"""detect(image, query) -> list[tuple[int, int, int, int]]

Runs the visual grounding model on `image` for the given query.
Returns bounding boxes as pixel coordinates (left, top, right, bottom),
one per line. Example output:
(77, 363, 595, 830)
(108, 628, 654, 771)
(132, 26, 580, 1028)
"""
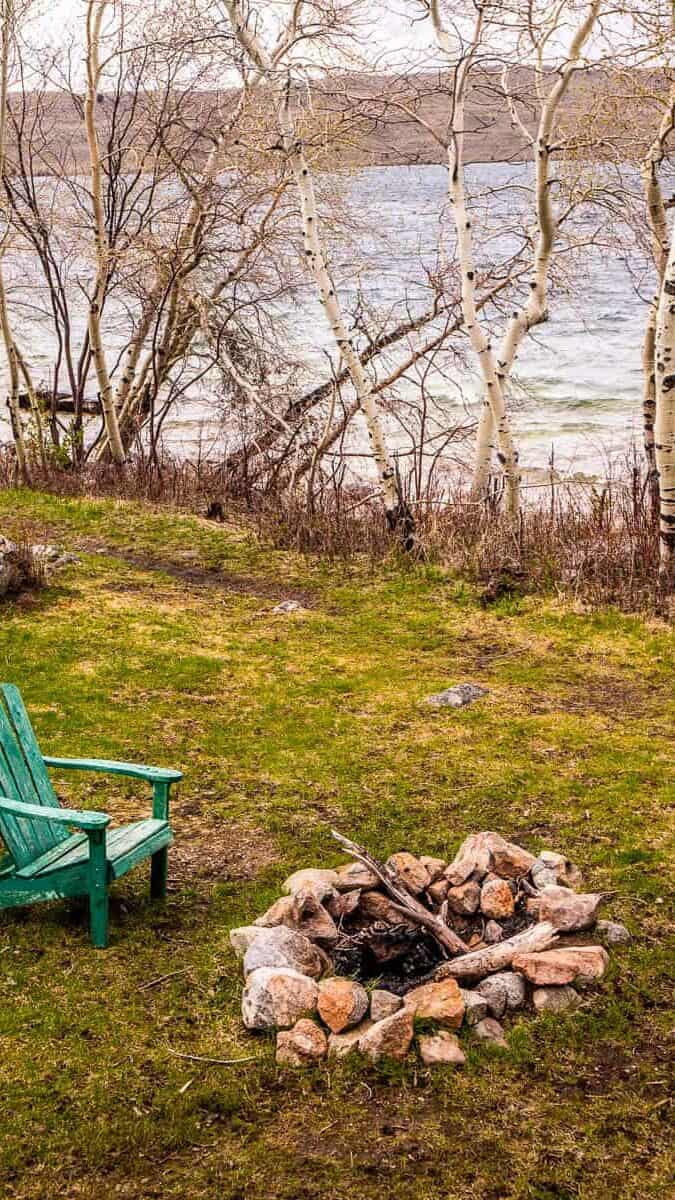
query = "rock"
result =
(446, 880, 481, 915)
(532, 986, 580, 1015)
(404, 978, 465, 1029)
(596, 920, 631, 946)
(386, 851, 430, 895)
(359, 890, 408, 925)
(427, 878, 449, 904)
(484, 920, 503, 944)
(317, 978, 369, 1033)
(254, 896, 296, 928)
(444, 831, 501, 886)
(282, 868, 338, 900)
(420, 856, 447, 883)
(242, 926, 324, 979)
(480, 878, 515, 920)
(276, 1019, 327, 1066)
(538, 885, 604, 932)
(229, 925, 265, 957)
(526, 898, 542, 918)
(328, 1020, 373, 1059)
(425, 683, 489, 708)
(460, 988, 489, 1025)
(473, 1017, 507, 1047)
(477, 971, 526, 1017)
(334, 861, 380, 891)
(491, 841, 536, 879)
(370, 989, 403, 1022)
(531, 851, 583, 890)
(512, 946, 609, 986)
(418, 1031, 466, 1066)
(242, 968, 319, 1030)
(326, 888, 361, 921)
(475, 977, 507, 1018)
(359, 1009, 415, 1063)
(273, 599, 305, 614)
(290, 890, 340, 945)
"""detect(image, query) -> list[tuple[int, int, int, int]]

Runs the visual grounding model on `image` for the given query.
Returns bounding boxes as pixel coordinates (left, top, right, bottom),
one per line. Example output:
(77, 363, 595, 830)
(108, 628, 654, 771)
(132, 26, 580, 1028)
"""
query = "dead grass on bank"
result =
(0, 450, 665, 614)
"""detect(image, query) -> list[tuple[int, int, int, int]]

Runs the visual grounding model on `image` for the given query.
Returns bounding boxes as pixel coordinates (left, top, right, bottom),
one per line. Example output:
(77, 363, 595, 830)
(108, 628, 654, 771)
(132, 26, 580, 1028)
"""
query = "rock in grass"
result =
(328, 1020, 373, 1059)
(404, 978, 465, 1029)
(420, 856, 447, 883)
(460, 988, 489, 1026)
(596, 920, 631, 946)
(490, 841, 536, 879)
(537, 885, 604, 932)
(370, 989, 403, 1022)
(242, 926, 324, 980)
(276, 1019, 327, 1066)
(229, 925, 265, 958)
(532, 986, 580, 1015)
(530, 851, 583, 891)
(317, 978, 369, 1033)
(418, 1031, 466, 1066)
(273, 599, 305, 614)
(446, 880, 481, 915)
(512, 946, 608, 986)
(425, 683, 488, 708)
(282, 868, 338, 900)
(359, 1009, 415, 1062)
(334, 861, 380, 891)
(473, 1017, 508, 1047)
(242, 967, 318, 1030)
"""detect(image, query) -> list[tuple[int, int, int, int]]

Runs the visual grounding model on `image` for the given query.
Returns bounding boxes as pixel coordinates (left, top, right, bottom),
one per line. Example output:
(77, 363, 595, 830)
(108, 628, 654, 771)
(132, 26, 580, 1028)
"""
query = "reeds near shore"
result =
(0, 450, 665, 613)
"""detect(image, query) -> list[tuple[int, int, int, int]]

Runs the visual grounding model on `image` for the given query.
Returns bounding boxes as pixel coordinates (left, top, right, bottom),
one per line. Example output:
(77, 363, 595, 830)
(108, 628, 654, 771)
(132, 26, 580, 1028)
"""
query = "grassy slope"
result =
(0, 489, 673, 1200)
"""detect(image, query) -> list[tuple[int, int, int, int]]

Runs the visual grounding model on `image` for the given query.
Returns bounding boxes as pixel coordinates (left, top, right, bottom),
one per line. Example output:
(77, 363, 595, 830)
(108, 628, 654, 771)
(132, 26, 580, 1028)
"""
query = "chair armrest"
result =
(0, 796, 110, 831)
(43, 757, 183, 785)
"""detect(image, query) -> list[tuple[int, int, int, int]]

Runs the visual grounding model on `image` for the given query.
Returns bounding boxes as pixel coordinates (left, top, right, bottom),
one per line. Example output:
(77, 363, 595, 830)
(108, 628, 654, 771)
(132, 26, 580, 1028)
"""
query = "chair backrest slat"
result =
(0, 686, 67, 868)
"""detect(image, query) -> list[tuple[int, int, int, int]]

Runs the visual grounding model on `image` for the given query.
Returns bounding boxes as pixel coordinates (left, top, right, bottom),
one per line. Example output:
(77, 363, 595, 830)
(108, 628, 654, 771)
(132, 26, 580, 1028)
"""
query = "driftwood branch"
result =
(432, 921, 558, 981)
(331, 829, 468, 957)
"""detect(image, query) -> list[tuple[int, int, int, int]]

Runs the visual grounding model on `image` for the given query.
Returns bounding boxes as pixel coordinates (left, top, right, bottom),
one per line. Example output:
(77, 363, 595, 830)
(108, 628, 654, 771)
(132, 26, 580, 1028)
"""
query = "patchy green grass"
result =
(0, 488, 673, 1200)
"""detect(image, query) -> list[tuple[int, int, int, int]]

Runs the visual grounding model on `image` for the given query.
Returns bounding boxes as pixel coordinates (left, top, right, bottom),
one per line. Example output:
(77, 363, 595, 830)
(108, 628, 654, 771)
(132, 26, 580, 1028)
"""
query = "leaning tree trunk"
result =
(654, 225, 675, 587)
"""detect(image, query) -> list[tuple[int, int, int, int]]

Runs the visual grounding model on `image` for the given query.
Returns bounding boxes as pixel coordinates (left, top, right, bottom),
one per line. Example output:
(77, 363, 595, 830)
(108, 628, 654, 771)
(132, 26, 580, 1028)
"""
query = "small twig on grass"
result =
(137, 968, 191, 992)
(167, 1046, 259, 1066)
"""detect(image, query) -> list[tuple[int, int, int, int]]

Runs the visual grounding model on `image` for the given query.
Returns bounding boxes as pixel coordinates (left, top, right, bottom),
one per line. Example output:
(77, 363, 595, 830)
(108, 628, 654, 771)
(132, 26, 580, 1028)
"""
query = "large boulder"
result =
(359, 1009, 415, 1062)
(276, 1019, 327, 1066)
(242, 967, 318, 1030)
(242, 926, 324, 979)
(404, 978, 465, 1029)
(317, 978, 369, 1033)
(512, 946, 608, 986)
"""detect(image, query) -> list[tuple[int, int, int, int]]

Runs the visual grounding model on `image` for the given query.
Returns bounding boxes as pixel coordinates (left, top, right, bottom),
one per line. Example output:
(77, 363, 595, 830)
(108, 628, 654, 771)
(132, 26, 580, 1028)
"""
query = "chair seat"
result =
(16, 819, 172, 879)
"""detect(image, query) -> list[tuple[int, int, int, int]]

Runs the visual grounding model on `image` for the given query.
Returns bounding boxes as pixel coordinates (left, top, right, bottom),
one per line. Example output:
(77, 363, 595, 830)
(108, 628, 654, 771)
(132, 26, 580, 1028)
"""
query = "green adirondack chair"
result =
(0, 684, 182, 948)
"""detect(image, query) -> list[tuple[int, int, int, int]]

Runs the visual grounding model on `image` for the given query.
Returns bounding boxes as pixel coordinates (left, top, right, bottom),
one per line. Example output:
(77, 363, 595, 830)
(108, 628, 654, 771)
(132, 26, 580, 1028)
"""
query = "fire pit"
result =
(230, 831, 629, 1067)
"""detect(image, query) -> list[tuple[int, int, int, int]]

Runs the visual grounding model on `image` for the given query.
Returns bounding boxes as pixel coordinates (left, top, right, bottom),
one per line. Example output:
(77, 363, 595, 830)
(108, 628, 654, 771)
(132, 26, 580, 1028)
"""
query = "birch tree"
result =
(654, 166, 675, 585)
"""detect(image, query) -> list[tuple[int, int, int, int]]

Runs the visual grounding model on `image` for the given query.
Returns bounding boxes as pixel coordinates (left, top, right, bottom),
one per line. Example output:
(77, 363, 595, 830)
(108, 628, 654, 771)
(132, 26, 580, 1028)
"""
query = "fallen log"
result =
(431, 921, 559, 981)
(331, 830, 468, 957)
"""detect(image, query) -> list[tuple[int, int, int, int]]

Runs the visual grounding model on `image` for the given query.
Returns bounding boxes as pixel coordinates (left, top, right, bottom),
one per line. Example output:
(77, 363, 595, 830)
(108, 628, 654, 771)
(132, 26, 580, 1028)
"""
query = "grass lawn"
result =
(0, 488, 673, 1200)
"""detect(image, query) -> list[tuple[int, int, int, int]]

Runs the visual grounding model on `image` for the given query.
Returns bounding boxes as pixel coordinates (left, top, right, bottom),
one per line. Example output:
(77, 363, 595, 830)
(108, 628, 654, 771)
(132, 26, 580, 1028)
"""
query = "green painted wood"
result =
(44, 757, 183, 784)
(0, 685, 178, 946)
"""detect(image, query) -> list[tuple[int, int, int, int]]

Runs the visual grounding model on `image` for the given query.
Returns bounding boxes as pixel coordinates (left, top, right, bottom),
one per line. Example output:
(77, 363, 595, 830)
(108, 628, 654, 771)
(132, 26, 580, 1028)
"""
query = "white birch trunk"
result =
(224, 2, 405, 526)
(84, 0, 125, 464)
(470, 2, 600, 498)
(654, 224, 675, 584)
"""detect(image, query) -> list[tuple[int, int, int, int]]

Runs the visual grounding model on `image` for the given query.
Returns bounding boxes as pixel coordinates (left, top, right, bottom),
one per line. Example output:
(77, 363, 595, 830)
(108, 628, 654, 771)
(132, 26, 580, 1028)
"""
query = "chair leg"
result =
(88, 830, 109, 949)
(150, 846, 168, 900)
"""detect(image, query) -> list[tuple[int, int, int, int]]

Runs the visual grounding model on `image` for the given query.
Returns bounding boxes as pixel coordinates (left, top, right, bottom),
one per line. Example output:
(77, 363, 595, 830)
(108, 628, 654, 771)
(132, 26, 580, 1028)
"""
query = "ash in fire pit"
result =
(230, 831, 630, 1067)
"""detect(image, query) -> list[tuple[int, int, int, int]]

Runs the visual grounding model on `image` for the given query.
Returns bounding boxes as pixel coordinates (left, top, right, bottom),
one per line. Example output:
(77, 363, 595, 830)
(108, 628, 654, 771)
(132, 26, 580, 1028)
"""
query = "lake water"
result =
(0, 162, 659, 481)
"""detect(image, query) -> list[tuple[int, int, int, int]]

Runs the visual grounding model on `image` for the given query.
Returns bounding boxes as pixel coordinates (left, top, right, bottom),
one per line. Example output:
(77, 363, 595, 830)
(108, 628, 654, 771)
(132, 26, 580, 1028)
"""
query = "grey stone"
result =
(328, 1020, 373, 1059)
(282, 868, 338, 900)
(596, 920, 631, 946)
(241, 967, 318, 1031)
(473, 1017, 508, 1047)
(532, 985, 580, 1015)
(425, 683, 489, 709)
(370, 989, 403, 1022)
(273, 599, 305, 614)
(484, 920, 503, 944)
(459, 988, 489, 1026)
(229, 925, 265, 958)
(242, 926, 324, 979)
(531, 850, 582, 890)
(476, 972, 526, 1018)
